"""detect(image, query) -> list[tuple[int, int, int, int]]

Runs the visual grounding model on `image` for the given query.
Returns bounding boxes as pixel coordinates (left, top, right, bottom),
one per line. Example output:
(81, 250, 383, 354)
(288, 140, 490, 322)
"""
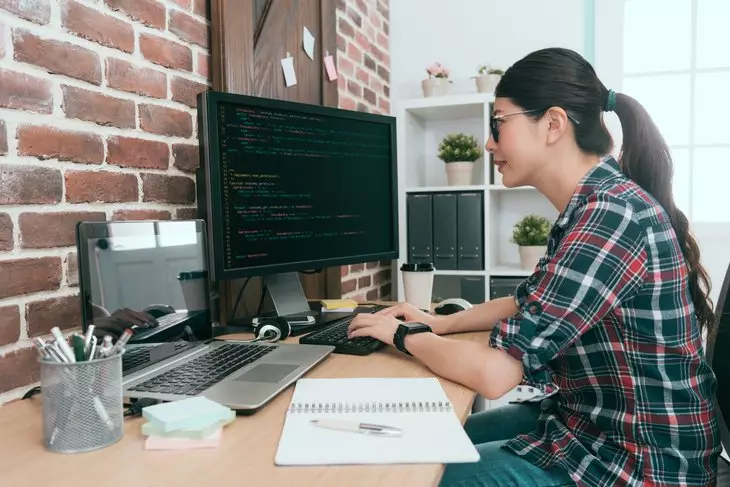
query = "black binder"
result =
(432, 193, 458, 270)
(457, 192, 484, 270)
(406, 193, 433, 263)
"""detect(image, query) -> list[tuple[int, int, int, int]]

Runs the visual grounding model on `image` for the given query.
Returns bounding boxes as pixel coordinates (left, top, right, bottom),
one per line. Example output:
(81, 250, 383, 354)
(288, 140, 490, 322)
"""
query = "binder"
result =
(432, 193, 457, 270)
(406, 193, 433, 263)
(457, 192, 484, 270)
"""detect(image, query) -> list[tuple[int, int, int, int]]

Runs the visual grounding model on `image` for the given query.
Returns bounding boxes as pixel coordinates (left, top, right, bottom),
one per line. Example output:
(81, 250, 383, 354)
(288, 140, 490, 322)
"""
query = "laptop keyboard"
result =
(122, 342, 192, 373)
(127, 343, 274, 396)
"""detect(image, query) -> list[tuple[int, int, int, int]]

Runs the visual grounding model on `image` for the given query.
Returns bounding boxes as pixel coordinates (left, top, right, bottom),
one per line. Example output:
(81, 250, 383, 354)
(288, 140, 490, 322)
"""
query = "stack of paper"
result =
(141, 396, 235, 450)
(320, 299, 358, 312)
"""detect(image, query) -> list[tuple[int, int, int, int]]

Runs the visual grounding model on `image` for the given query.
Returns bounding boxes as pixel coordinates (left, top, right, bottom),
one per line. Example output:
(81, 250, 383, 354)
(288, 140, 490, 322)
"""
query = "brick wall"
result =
(336, 0, 392, 303)
(0, 0, 390, 403)
(0, 0, 210, 402)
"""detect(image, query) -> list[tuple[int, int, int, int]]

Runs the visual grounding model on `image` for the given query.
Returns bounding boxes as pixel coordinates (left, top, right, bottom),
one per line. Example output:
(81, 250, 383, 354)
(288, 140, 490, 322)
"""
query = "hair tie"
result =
(604, 89, 616, 112)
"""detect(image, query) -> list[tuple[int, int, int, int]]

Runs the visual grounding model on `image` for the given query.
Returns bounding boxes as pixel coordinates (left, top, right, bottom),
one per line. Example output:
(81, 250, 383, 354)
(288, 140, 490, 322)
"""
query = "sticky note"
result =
(324, 54, 337, 81)
(281, 55, 297, 87)
(303, 26, 315, 60)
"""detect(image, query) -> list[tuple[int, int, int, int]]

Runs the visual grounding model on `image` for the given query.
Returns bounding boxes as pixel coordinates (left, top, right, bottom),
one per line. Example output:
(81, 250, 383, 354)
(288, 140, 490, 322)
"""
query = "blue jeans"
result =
(439, 403, 575, 487)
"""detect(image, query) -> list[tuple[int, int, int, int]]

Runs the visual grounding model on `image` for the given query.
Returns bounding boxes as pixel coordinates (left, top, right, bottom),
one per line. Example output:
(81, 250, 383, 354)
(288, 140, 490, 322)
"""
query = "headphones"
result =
(247, 317, 291, 343)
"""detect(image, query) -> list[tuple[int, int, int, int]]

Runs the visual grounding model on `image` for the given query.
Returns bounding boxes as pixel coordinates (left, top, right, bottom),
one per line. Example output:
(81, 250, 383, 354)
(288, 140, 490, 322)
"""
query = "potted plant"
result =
(422, 62, 452, 97)
(437, 133, 482, 186)
(475, 65, 504, 93)
(511, 214, 551, 270)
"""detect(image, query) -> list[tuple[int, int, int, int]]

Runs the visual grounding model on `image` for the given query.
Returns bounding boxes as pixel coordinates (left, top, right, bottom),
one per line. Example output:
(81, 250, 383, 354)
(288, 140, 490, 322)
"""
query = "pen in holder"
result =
(39, 350, 124, 453)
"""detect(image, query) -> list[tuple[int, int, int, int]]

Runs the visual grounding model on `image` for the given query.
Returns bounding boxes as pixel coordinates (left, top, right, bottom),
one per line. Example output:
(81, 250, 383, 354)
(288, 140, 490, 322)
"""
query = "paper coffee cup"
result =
(401, 262, 435, 311)
(178, 270, 208, 311)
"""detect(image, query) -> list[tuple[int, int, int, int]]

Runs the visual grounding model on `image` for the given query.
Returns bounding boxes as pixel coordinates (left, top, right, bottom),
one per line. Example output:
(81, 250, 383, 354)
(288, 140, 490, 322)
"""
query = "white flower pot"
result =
(422, 77, 450, 97)
(445, 162, 474, 186)
(518, 245, 547, 270)
(475, 74, 501, 93)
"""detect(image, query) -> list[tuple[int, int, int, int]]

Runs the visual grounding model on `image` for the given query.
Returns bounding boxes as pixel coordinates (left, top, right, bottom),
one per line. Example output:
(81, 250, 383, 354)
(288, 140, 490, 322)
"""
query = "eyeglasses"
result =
(489, 108, 581, 143)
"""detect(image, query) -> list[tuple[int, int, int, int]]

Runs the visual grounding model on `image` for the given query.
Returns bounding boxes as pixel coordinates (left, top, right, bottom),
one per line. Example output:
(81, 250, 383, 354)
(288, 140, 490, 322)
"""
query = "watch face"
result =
(404, 322, 431, 332)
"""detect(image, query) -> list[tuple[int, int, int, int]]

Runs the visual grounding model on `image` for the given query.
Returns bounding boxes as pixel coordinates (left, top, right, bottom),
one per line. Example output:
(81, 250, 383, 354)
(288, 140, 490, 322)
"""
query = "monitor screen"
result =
(197, 91, 399, 281)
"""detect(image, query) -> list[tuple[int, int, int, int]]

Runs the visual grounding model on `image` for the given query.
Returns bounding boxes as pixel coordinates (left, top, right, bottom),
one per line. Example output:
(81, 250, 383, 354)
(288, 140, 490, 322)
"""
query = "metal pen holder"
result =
(40, 352, 124, 453)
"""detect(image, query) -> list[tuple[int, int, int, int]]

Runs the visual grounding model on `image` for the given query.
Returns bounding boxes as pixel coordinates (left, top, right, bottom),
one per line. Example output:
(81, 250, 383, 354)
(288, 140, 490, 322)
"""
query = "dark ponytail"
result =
(496, 47, 715, 336)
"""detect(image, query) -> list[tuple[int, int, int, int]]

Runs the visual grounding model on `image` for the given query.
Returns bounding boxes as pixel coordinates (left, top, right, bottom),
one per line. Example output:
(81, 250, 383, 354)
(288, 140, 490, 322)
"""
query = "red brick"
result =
(0, 165, 62, 205)
(106, 58, 167, 99)
(338, 56, 354, 77)
(0, 120, 6, 155)
(13, 29, 101, 86)
(377, 32, 388, 50)
(0, 0, 51, 25)
(17, 125, 104, 164)
(169, 10, 208, 48)
(347, 6, 362, 27)
(140, 33, 192, 71)
(196, 52, 210, 79)
(62, 0, 134, 53)
(374, 268, 389, 284)
(341, 266, 349, 277)
(338, 17, 354, 39)
(350, 263, 365, 273)
(368, 9, 381, 29)
(171, 76, 207, 109)
(26, 295, 82, 338)
(342, 278, 357, 294)
(0, 305, 20, 347)
(377, 64, 389, 83)
(377, 1, 389, 18)
(0, 68, 52, 114)
(113, 209, 171, 221)
(358, 275, 371, 288)
(340, 95, 356, 111)
(139, 104, 193, 138)
(363, 53, 376, 71)
(65, 171, 138, 203)
(356, 67, 369, 85)
(354, 0, 367, 15)
(347, 42, 362, 63)
(0, 257, 62, 299)
(366, 288, 379, 300)
(172, 144, 199, 172)
(19, 212, 105, 249)
(0, 213, 11, 251)
(356, 102, 369, 113)
(142, 173, 195, 204)
(193, 0, 206, 17)
(378, 98, 390, 114)
(65, 252, 78, 287)
(366, 261, 379, 269)
(62, 85, 135, 129)
(371, 45, 387, 64)
(346, 79, 361, 97)
(379, 283, 391, 299)
(104, 0, 165, 29)
(355, 32, 369, 51)
(107, 136, 169, 169)
(363, 87, 376, 105)
(0, 347, 39, 395)
(176, 207, 198, 220)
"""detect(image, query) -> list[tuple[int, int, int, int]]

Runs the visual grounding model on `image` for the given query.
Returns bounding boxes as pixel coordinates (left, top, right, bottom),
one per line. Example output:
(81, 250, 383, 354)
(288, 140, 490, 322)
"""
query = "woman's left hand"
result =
(348, 313, 402, 346)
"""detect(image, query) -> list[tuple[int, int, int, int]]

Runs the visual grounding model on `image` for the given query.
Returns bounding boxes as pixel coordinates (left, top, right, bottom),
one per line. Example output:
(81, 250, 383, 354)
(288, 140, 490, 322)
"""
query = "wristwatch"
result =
(393, 322, 432, 356)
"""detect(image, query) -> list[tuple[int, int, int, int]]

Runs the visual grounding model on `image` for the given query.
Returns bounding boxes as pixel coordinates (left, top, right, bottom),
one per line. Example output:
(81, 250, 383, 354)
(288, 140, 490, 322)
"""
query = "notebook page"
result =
(274, 377, 479, 466)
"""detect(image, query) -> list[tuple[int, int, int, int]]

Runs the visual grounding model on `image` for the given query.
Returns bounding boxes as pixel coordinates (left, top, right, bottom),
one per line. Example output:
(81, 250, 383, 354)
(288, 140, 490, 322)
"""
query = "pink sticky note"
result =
(324, 55, 337, 81)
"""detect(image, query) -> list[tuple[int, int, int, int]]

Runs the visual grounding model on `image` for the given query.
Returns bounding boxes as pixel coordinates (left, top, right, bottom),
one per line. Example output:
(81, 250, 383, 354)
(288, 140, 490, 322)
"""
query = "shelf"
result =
(489, 266, 533, 277)
(488, 185, 536, 192)
(405, 185, 486, 193)
(396, 93, 494, 121)
(433, 269, 487, 276)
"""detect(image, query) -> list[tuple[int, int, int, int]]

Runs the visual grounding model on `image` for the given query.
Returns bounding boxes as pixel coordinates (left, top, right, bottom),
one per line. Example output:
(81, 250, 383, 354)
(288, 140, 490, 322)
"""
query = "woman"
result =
(347, 47, 721, 486)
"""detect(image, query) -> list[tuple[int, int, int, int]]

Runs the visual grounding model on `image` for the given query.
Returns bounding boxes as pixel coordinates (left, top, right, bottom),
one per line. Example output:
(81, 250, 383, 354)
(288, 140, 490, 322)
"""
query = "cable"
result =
(257, 283, 267, 315)
(22, 386, 41, 400)
(124, 397, 159, 418)
(230, 277, 251, 320)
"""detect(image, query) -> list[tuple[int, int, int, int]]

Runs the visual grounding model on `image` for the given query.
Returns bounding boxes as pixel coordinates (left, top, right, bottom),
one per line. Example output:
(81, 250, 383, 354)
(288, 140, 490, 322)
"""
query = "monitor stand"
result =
(262, 272, 317, 324)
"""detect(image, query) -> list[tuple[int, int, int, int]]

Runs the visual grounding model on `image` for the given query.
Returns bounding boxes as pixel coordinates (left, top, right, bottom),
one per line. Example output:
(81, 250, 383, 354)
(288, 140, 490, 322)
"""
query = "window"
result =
(622, 0, 730, 222)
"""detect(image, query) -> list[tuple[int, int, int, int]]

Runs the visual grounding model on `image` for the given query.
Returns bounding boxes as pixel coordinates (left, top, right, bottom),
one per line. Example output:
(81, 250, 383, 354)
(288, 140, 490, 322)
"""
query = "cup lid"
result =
(400, 262, 435, 272)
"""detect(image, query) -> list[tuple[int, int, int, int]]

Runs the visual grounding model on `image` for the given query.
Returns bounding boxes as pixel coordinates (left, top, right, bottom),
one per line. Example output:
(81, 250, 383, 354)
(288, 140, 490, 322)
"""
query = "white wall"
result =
(390, 0, 587, 101)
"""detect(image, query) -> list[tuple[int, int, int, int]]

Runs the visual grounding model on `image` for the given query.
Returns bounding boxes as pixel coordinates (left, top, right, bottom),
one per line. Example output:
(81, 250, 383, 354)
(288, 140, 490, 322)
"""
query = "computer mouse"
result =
(433, 298, 473, 315)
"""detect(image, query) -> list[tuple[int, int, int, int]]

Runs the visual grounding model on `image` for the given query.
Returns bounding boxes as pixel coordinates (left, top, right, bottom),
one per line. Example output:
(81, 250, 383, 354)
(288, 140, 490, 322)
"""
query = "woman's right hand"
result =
(376, 302, 449, 334)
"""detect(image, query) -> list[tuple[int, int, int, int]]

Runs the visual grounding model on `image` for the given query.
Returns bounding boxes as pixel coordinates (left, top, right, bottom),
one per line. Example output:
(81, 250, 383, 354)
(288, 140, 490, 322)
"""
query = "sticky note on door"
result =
(324, 54, 337, 81)
(303, 26, 315, 60)
(281, 54, 297, 87)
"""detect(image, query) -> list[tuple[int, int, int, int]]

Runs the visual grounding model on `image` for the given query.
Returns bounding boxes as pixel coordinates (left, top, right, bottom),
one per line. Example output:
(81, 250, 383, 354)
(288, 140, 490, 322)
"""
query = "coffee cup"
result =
(400, 262, 435, 311)
(178, 270, 208, 311)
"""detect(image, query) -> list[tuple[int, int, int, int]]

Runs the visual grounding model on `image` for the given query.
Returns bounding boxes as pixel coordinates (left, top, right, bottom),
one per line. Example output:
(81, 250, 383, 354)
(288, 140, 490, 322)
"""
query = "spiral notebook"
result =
(274, 377, 480, 466)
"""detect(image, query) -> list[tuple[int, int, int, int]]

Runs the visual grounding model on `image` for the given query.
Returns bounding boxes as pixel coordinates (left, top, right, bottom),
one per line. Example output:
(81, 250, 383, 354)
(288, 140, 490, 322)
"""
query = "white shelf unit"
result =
(392, 92, 558, 304)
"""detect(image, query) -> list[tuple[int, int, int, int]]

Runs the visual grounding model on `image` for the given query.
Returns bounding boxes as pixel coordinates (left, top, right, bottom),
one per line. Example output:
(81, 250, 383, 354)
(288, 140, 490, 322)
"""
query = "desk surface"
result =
(0, 329, 484, 487)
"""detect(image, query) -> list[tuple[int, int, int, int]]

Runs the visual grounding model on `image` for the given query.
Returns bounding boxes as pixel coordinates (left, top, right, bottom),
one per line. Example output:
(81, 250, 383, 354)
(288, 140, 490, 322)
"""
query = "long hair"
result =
(495, 47, 714, 336)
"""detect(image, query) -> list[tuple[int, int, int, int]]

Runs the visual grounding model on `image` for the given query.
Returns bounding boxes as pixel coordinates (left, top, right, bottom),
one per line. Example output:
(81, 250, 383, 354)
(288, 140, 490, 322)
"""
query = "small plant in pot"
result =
(475, 65, 504, 93)
(437, 133, 482, 186)
(422, 62, 452, 97)
(511, 214, 551, 270)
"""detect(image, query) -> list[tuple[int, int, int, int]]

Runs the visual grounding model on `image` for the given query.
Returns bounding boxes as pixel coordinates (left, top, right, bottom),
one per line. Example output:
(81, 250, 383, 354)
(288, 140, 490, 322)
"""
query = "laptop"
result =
(75, 219, 334, 411)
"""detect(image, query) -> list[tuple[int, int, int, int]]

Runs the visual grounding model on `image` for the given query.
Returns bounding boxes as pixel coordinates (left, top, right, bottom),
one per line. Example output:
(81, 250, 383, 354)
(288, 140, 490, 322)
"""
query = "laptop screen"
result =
(76, 219, 211, 340)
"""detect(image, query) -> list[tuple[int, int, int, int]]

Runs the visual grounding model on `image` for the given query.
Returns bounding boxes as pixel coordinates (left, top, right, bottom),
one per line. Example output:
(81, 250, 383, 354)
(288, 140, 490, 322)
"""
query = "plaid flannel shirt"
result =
(490, 156, 721, 486)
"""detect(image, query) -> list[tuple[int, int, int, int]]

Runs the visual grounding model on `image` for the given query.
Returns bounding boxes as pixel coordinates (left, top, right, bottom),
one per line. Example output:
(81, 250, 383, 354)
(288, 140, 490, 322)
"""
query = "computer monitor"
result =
(196, 91, 399, 319)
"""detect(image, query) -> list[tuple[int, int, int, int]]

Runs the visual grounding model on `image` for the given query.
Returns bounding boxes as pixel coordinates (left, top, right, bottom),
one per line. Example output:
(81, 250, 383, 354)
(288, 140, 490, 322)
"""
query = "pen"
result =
(47, 340, 70, 363)
(109, 329, 133, 356)
(83, 325, 95, 356)
(309, 419, 402, 437)
(72, 334, 86, 362)
(87, 335, 97, 361)
(50, 327, 76, 363)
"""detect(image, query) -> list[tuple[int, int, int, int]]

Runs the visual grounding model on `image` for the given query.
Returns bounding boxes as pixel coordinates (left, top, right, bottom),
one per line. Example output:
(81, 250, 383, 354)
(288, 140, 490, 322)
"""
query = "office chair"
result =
(706, 261, 730, 468)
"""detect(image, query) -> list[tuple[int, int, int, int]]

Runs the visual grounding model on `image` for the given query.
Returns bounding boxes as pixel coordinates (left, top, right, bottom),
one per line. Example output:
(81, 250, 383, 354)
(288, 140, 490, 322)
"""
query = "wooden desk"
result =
(0, 331, 484, 487)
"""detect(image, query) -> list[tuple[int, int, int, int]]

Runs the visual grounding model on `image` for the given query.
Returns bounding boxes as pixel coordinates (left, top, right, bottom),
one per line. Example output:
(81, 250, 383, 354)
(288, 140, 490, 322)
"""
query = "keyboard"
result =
(127, 343, 274, 396)
(299, 306, 389, 355)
